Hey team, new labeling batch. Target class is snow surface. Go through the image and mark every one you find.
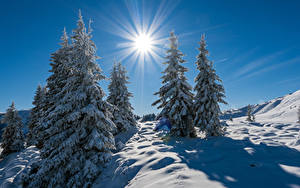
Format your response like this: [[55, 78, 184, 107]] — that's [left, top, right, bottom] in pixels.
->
[[92, 120, 300, 188], [0, 146, 39, 188], [0, 120, 299, 188], [1, 90, 300, 187]]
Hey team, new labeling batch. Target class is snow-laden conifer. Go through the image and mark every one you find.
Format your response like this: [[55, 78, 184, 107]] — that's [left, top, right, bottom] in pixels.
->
[[23, 11, 115, 188], [26, 85, 46, 147], [1, 102, 24, 158], [247, 104, 255, 122], [193, 35, 227, 137], [107, 62, 136, 133], [34, 28, 72, 149], [297, 107, 300, 123], [152, 31, 196, 137]]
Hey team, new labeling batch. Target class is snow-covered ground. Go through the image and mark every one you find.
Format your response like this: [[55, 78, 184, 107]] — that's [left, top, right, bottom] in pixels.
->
[[0, 146, 39, 188], [1, 90, 300, 187], [0, 120, 299, 188], [93, 120, 300, 188]]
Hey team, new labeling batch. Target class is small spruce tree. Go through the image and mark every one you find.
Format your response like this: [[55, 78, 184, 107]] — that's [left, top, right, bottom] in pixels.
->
[[23, 11, 116, 187], [26, 85, 46, 147], [297, 107, 300, 123], [1, 102, 24, 158], [193, 35, 227, 137], [107, 62, 136, 133], [152, 31, 196, 137], [247, 104, 255, 122]]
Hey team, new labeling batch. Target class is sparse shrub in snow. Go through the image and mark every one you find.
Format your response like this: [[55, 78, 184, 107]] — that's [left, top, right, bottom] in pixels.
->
[[193, 35, 227, 137], [22, 11, 115, 187], [152, 31, 196, 137], [26, 85, 46, 147], [247, 104, 255, 122], [107, 62, 136, 134], [297, 107, 300, 123], [1, 102, 24, 158]]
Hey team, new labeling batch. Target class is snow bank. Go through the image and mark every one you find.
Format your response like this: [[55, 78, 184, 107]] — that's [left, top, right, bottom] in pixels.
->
[[94, 121, 300, 188], [0, 146, 40, 188]]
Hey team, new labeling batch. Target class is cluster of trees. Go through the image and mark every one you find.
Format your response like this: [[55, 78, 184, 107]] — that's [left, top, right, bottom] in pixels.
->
[[1, 12, 135, 187], [140, 113, 156, 122], [152, 32, 227, 137]]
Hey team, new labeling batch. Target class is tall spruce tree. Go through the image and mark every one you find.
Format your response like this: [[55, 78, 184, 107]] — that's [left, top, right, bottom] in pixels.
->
[[107, 62, 136, 133], [152, 31, 196, 137], [1, 102, 24, 158], [23, 12, 116, 187], [35, 28, 72, 149], [26, 85, 46, 147], [193, 35, 227, 137]]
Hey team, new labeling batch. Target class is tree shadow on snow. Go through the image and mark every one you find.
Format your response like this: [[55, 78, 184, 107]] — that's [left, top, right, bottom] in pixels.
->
[[165, 136, 300, 188]]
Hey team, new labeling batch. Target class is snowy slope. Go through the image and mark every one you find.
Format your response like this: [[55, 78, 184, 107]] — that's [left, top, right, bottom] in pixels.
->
[[222, 90, 300, 123], [0, 121, 299, 188], [94, 121, 300, 188], [0, 146, 40, 188]]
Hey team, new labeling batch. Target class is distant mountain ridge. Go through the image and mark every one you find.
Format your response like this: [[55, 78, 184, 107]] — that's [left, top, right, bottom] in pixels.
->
[[221, 90, 300, 123]]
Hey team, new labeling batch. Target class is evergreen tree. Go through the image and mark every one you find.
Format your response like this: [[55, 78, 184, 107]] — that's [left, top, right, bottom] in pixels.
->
[[297, 107, 300, 123], [35, 27, 72, 149], [1, 102, 24, 158], [107, 62, 136, 133], [152, 31, 196, 137], [247, 104, 255, 122], [193, 35, 227, 137], [23, 12, 115, 187], [26, 85, 46, 147]]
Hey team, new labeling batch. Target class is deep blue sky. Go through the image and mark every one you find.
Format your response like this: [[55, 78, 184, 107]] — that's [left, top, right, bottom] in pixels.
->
[[1, 0, 300, 115]]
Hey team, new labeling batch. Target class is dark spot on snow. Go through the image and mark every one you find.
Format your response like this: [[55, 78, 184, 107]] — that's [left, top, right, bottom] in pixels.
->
[[137, 145, 150, 149], [165, 165, 183, 174], [149, 157, 175, 170], [146, 150, 156, 155], [157, 147, 169, 152], [152, 141, 163, 145]]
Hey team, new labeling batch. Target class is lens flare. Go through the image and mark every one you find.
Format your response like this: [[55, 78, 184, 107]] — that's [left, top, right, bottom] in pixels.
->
[[134, 34, 153, 53]]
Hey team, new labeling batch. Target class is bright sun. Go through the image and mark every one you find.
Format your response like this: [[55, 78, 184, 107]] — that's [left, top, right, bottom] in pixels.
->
[[134, 34, 153, 53]]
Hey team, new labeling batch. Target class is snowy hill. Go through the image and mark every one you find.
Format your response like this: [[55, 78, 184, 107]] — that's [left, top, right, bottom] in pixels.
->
[[221, 90, 300, 123]]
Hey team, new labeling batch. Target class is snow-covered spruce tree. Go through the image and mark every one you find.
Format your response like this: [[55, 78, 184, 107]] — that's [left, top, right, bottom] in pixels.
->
[[1, 102, 24, 158], [107, 62, 136, 133], [193, 35, 227, 137], [34, 28, 72, 149], [23, 12, 115, 187], [152, 31, 196, 137], [297, 107, 300, 123], [247, 104, 255, 122], [26, 85, 46, 147]]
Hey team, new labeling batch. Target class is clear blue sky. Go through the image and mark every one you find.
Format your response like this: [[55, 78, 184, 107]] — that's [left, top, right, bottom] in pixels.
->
[[1, 0, 300, 115]]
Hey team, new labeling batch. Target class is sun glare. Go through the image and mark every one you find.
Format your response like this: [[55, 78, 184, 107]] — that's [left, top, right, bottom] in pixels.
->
[[134, 34, 153, 53]]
